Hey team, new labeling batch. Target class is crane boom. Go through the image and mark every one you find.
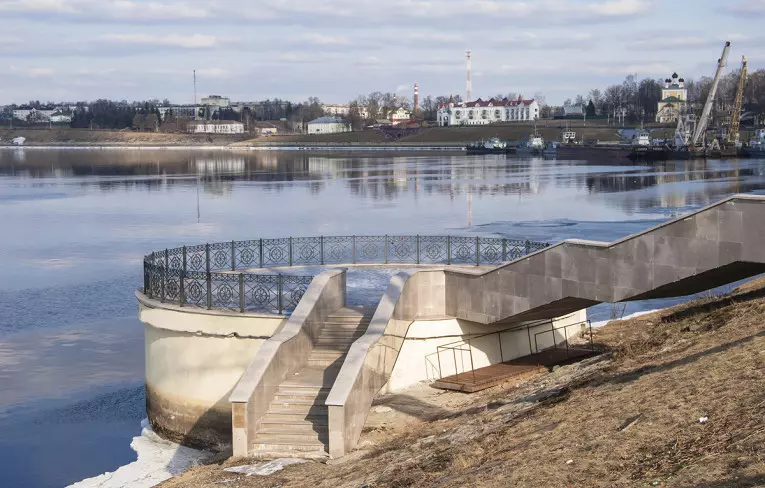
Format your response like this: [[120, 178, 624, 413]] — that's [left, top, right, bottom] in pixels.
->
[[692, 41, 731, 146], [727, 56, 748, 145]]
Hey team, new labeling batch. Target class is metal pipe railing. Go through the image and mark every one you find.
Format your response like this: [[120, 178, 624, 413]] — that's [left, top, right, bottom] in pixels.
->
[[436, 319, 595, 384]]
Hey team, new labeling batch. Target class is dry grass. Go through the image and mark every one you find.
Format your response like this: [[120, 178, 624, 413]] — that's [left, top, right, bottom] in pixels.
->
[[0, 128, 248, 146], [162, 278, 765, 488]]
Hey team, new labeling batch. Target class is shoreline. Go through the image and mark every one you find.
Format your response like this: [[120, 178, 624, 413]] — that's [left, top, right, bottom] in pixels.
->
[[0, 144, 467, 152]]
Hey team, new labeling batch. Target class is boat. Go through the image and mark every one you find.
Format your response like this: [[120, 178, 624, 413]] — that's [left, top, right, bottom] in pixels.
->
[[542, 141, 557, 158], [744, 129, 765, 157], [465, 137, 510, 154], [517, 127, 545, 156], [628, 129, 672, 161]]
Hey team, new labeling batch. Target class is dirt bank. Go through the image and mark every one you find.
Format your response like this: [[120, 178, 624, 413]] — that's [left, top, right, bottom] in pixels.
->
[[0, 128, 248, 146], [162, 277, 765, 488], [238, 123, 667, 147]]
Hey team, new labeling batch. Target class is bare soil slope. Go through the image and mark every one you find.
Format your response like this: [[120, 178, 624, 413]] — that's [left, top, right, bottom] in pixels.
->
[[163, 279, 765, 488]]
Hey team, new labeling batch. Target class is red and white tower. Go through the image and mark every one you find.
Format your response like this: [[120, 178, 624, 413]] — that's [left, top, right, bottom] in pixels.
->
[[413, 82, 419, 114], [465, 50, 472, 102]]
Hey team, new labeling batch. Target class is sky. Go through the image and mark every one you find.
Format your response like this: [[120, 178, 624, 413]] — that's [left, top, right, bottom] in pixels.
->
[[1, 0, 764, 106]]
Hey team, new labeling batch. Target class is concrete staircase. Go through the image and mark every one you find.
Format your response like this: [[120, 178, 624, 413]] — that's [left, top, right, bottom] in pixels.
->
[[250, 306, 372, 458]]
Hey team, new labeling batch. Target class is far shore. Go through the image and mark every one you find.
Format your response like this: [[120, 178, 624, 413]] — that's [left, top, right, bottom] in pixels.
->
[[0, 122, 672, 150]]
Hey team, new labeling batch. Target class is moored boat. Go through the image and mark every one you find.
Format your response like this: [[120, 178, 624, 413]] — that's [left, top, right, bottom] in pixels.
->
[[466, 137, 510, 154]]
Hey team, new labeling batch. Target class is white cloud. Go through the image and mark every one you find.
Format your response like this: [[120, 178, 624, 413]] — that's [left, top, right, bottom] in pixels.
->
[[8, 66, 55, 77], [300, 33, 351, 46], [102, 33, 219, 48], [724, 0, 765, 16]]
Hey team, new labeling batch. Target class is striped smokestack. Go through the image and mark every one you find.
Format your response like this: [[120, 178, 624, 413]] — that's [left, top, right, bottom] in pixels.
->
[[414, 82, 419, 114]]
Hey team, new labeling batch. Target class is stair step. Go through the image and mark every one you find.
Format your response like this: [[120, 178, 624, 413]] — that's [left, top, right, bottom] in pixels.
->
[[263, 411, 327, 422], [258, 424, 328, 435], [254, 431, 328, 443], [267, 404, 328, 415], [248, 448, 329, 459], [271, 398, 327, 408], [260, 414, 328, 425]]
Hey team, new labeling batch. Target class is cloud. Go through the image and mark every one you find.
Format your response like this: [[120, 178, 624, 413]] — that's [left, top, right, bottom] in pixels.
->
[[723, 0, 765, 16], [0, 0, 210, 19], [8, 66, 55, 77], [300, 33, 351, 46], [102, 33, 219, 48], [494, 32, 597, 50]]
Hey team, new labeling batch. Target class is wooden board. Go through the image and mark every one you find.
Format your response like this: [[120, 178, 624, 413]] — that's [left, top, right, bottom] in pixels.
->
[[433, 347, 595, 393]]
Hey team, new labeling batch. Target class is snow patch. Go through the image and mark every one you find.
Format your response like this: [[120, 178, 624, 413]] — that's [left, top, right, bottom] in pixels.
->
[[590, 309, 659, 329], [67, 419, 210, 488]]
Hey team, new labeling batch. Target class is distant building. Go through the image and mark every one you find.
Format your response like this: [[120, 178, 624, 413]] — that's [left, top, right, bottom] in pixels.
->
[[49, 110, 72, 123], [158, 105, 200, 120], [253, 122, 279, 136], [390, 107, 411, 124], [201, 95, 230, 108], [323, 103, 369, 119], [437, 95, 539, 126], [13, 108, 57, 122], [656, 72, 687, 123], [307, 116, 350, 134], [187, 120, 244, 134], [561, 104, 584, 117]]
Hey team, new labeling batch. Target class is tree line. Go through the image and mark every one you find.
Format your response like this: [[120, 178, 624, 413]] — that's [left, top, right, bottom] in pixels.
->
[[560, 68, 765, 124]]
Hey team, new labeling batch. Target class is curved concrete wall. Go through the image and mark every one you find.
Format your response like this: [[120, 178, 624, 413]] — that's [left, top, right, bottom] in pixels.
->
[[137, 293, 286, 449]]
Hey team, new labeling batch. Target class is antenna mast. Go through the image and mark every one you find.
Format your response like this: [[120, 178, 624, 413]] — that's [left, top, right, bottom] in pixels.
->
[[465, 50, 472, 102], [193, 69, 197, 120]]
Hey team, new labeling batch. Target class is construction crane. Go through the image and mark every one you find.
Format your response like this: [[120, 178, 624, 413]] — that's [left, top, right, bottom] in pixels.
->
[[726, 56, 748, 146], [691, 41, 731, 147]]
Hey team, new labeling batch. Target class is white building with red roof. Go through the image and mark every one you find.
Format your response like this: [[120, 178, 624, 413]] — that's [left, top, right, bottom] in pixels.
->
[[437, 95, 539, 126]]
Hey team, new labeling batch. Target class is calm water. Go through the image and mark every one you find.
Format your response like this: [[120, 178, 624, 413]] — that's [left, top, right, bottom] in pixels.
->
[[2, 148, 765, 486]]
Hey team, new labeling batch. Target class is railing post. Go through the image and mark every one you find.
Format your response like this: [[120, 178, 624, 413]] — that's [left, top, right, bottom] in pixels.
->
[[352, 235, 357, 264], [437, 347, 442, 379], [502, 238, 508, 262], [205, 244, 212, 310], [259, 239, 263, 268], [143, 259, 149, 296], [277, 275, 284, 314], [239, 273, 245, 313], [416, 235, 420, 264], [498, 330, 504, 362], [289, 237, 293, 266], [447, 236, 451, 265], [384, 235, 389, 264], [231, 240, 236, 271], [180, 246, 186, 307], [475, 236, 480, 266], [525, 239, 531, 255], [320, 236, 325, 265], [161, 249, 168, 302], [453, 348, 459, 381]]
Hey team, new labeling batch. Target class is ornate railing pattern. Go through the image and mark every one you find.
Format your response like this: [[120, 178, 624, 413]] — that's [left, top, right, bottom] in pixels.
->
[[142, 236, 549, 315]]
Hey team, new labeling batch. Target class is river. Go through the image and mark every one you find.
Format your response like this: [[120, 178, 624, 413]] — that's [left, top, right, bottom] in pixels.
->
[[1, 148, 764, 487]]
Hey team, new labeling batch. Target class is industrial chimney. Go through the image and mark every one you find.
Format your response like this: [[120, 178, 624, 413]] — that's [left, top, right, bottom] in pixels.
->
[[465, 50, 472, 102], [414, 82, 419, 114]]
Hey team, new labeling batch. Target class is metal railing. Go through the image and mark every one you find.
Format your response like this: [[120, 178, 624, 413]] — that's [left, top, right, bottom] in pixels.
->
[[436, 319, 594, 384], [142, 235, 549, 315]]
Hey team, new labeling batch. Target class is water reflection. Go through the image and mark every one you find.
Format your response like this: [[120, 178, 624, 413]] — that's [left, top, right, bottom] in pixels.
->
[[2, 149, 765, 217]]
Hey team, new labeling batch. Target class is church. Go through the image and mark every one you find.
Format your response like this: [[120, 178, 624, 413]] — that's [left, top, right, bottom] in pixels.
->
[[437, 95, 540, 126], [656, 72, 688, 123]]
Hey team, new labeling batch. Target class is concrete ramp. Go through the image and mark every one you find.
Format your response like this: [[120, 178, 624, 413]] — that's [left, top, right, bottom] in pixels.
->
[[445, 194, 765, 325]]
